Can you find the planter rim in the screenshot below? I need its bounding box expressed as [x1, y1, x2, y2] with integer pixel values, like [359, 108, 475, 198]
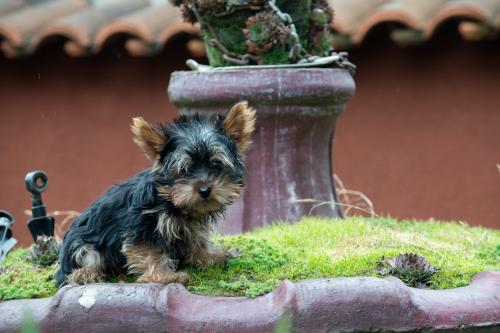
[168, 67, 356, 109]
[185, 54, 356, 72]
[171, 66, 354, 76]
[1, 271, 499, 332]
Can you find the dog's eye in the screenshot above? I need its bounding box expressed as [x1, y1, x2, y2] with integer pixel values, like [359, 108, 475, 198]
[210, 160, 223, 169]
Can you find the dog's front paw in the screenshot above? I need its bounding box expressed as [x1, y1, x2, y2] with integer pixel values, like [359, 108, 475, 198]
[67, 267, 104, 285]
[219, 247, 241, 262]
[137, 271, 189, 285]
[203, 247, 240, 268]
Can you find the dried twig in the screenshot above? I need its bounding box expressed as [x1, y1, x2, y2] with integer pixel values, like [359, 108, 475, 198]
[294, 174, 376, 217]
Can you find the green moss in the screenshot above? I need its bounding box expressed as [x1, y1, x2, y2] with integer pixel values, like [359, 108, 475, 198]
[0, 249, 57, 300]
[186, 217, 500, 296]
[312, 30, 334, 56]
[202, 10, 251, 67]
[2, 217, 499, 300]
[311, 8, 328, 27]
[259, 46, 290, 65]
[278, 0, 311, 48]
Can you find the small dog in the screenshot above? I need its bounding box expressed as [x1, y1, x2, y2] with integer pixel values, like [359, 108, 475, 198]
[55, 101, 256, 287]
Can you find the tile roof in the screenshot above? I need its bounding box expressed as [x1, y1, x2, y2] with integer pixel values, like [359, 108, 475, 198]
[0, 0, 498, 58]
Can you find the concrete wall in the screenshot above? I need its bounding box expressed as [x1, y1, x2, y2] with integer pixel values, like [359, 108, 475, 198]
[1, 32, 498, 246]
[335, 26, 500, 231]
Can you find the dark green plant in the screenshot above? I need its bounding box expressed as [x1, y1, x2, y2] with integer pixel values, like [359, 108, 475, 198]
[377, 253, 439, 288]
[29, 236, 59, 267]
[170, 0, 336, 66]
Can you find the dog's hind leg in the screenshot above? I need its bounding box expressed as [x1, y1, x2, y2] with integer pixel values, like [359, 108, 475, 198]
[122, 243, 189, 284]
[67, 244, 105, 285]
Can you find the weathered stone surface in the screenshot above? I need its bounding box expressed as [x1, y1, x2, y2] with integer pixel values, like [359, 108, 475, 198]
[0, 272, 499, 332]
[168, 68, 356, 234]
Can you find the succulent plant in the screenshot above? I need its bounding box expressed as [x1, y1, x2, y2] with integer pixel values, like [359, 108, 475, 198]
[29, 236, 59, 267]
[243, 10, 290, 64]
[170, 0, 337, 66]
[377, 253, 439, 288]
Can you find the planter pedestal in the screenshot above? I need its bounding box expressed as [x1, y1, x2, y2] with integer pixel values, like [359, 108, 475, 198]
[168, 68, 355, 233]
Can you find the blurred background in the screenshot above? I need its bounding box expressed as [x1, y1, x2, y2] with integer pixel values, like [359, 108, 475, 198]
[0, 0, 499, 246]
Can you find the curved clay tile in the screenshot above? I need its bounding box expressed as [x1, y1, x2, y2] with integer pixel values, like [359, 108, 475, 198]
[328, 0, 390, 49]
[349, 0, 450, 45]
[329, 0, 390, 35]
[0, 0, 26, 17]
[95, 3, 197, 56]
[0, 0, 88, 57]
[31, 0, 150, 57]
[157, 21, 199, 49]
[426, 0, 500, 37]
[458, 21, 497, 40]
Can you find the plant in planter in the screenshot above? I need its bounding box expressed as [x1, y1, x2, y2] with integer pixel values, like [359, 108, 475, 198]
[168, 0, 356, 234]
[171, 0, 340, 67]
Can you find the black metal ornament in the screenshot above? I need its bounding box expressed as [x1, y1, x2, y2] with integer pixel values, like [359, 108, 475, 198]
[25, 171, 55, 242]
[0, 210, 17, 263]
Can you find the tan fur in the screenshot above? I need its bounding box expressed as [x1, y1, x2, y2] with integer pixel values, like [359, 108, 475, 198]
[170, 182, 197, 209]
[223, 101, 256, 154]
[67, 267, 104, 285]
[155, 212, 215, 249]
[122, 243, 189, 284]
[131, 117, 166, 163]
[156, 185, 173, 201]
[158, 178, 242, 215]
[211, 178, 243, 206]
[156, 212, 182, 240]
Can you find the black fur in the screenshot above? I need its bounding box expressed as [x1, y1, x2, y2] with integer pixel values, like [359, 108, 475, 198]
[55, 113, 246, 287]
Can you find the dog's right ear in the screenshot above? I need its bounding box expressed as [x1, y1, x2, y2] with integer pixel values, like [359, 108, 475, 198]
[220, 101, 256, 155]
[131, 117, 167, 162]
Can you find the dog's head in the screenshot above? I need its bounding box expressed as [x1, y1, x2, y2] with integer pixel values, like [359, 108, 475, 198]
[131, 101, 256, 216]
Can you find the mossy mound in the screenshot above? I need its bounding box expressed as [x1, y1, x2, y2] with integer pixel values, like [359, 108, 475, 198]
[1, 217, 499, 300]
[0, 249, 58, 300]
[188, 217, 500, 297]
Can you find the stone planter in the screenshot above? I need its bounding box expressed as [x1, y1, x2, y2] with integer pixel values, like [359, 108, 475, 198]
[1, 272, 499, 332]
[168, 68, 355, 234]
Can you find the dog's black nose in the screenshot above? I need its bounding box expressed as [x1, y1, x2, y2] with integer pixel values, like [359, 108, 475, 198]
[199, 186, 211, 199]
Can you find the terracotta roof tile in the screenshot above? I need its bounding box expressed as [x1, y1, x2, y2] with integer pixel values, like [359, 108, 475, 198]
[32, 0, 151, 56]
[0, 0, 26, 17]
[330, 0, 500, 47]
[93, 3, 197, 56]
[0, 0, 88, 57]
[0, 0, 498, 58]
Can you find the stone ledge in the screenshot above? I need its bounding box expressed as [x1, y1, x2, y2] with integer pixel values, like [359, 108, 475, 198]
[1, 271, 499, 332]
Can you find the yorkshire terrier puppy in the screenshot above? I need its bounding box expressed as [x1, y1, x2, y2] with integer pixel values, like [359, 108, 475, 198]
[55, 102, 256, 287]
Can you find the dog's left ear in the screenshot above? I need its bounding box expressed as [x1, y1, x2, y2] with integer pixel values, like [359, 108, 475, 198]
[220, 101, 256, 155]
[131, 117, 167, 162]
